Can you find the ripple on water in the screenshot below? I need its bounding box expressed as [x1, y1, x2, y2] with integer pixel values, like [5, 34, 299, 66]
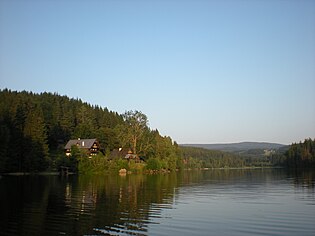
[1, 170, 314, 236]
[146, 174, 315, 236]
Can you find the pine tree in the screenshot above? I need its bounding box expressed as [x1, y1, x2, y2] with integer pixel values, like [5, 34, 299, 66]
[23, 105, 49, 171]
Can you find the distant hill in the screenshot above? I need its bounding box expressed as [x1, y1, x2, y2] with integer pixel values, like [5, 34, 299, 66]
[181, 142, 286, 153]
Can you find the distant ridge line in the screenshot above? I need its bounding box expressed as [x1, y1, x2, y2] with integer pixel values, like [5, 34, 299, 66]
[180, 142, 286, 152]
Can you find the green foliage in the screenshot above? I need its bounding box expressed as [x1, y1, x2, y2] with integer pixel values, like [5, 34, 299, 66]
[146, 157, 162, 171]
[0, 123, 10, 172]
[180, 139, 315, 169]
[118, 110, 149, 154]
[78, 154, 109, 174]
[284, 138, 315, 168]
[77, 154, 146, 174]
[111, 158, 129, 171]
[128, 160, 146, 173]
[181, 146, 247, 168]
[0, 90, 182, 173]
[96, 127, 120, 151]
[268, 138, 315, 168]
[2, 90, 313, 174]
[55, 154, 76, 172]
[23, 105, 49, 171]
[0, 89, 123, 173]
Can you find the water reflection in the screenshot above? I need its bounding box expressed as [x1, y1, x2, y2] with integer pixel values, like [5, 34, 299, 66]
[287, 169, 315, 189]
[72, 174, 181, 235]
[0, 169, 314, 235]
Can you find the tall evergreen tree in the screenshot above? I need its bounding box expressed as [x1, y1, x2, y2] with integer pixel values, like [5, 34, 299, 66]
[0, 89, 184, 172]
[23, 105, 49, 171]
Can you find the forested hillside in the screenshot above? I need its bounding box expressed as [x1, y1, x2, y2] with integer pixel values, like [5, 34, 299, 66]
[181, 139, 315, 169]
[1, 89, 313, 173]
[180, 146, 273, 168]
[271, 138, 315, 168]
[0, 89, 180, 173]
[181, 142, 286, 157]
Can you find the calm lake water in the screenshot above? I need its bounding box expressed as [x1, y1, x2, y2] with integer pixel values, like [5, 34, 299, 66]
[0, 169, 314, 236]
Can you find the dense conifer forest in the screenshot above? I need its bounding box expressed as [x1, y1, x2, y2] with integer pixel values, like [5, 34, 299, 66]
[271, 138, 315, 168]
[0, 89, 313, 173]
[0, 89, 180, 173]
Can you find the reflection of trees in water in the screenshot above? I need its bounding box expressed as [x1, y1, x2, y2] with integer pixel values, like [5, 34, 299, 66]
[180, 169, 282, 185]
[178, 169, 315, 201]
[288, 169, 315, 190]
[1, 169, 314, 235]
[63, 169, 315, 235]
[69, 173, 181, 235]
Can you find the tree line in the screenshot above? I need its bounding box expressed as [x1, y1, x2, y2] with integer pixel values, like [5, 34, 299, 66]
[0, 89, 313, 173]
[0, 89, 180, 173]
[270, 138, 315, 168]
[179, 146, 273, 168]
[180, 139, 315, 169]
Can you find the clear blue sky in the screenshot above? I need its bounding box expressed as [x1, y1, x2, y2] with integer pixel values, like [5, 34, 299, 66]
[1, 0, 314, 145]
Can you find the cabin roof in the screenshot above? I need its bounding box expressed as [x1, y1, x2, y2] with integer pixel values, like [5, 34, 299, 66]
[110, 148, 128, 158]
[110, 148, 134, 158]
[65, 139, 97, 149]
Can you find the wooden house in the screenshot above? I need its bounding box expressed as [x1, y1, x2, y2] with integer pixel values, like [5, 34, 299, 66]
[124, 150, 139, 161]
[65, 138, 100, 157]
[110, 148, 140, 162]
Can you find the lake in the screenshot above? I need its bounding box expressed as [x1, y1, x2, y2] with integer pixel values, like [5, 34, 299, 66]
[0, 169, 314, 235]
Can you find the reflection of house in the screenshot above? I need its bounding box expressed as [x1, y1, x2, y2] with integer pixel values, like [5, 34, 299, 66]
[65, 138, 100, 157]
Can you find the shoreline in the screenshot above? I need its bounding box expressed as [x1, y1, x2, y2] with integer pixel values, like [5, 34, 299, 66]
[1, 172, 75, 176]
[1, 167, 285, 176]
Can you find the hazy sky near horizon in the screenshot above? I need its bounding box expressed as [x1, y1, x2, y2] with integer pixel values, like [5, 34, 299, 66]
[1, 0, 314, 145]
